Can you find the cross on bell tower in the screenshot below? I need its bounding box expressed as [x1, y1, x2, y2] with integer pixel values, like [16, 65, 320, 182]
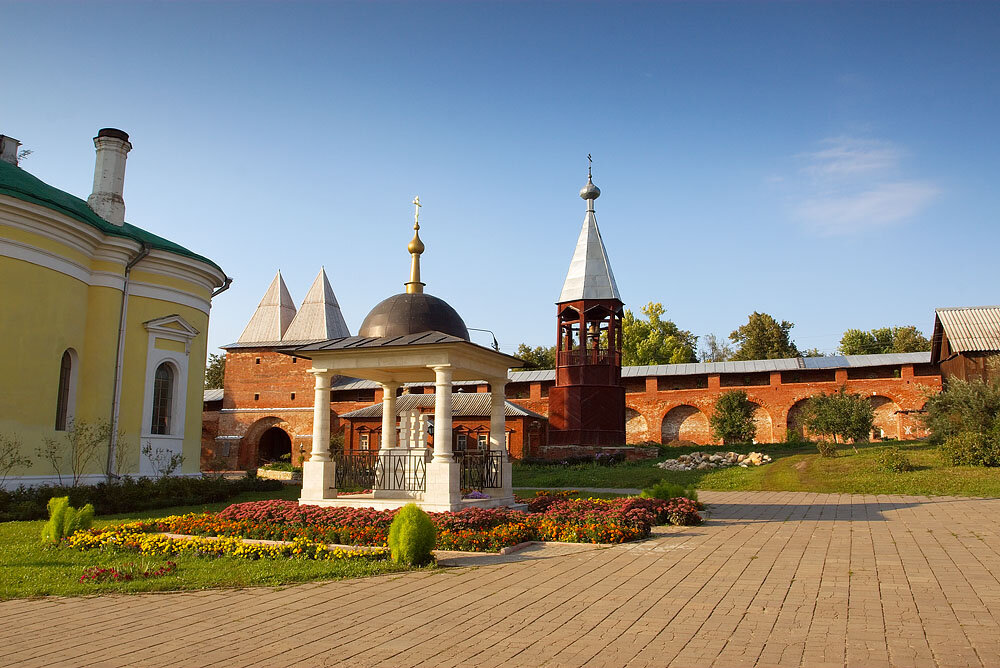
[547, 160, 626, 447]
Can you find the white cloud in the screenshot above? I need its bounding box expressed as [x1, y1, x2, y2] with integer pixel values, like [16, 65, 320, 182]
[800, 137, 901, 178]
[794, 181, 941, 234]
[785, 136, 939, 234]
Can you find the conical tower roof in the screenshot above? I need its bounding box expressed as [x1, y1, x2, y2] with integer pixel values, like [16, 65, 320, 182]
[237, 271, 297, 343]
[558, 173, 621, 302]
[283, 268, 351, 341]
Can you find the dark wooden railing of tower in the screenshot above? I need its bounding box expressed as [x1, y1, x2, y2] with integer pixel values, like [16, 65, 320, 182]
[547, 298, 627, 447]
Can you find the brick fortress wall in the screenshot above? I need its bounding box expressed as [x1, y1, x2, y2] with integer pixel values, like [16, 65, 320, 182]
[203, 355, 943, 468]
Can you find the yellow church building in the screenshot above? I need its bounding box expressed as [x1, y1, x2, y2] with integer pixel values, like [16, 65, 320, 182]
[0, 128, 229, 487]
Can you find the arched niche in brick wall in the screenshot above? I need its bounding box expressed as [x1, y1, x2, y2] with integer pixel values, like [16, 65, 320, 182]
[786, 399, 811, 441]
[869, 396, 901, 440]
[748, 402, 773, 443]
[661, 405, 711, 445]
[625, 407, 648, 443]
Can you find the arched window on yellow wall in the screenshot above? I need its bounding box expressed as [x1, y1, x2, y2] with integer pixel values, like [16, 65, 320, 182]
[151, 362, 175, 435]
[55, 349, 75, 431]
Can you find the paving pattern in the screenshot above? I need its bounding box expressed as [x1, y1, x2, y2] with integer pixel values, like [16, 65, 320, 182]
[4, 491, 1000, 667]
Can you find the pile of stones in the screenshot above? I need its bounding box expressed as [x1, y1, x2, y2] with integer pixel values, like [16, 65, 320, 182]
[656, 451, 772, 471]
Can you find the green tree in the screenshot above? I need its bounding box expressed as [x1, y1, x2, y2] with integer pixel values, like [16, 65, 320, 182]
[622, 302, 697, 366]
[839, 326, 931, 355]
[205, 353, 226, 389]
[709, 390, 757, 444]
[699, 334, 733, 363]
[514, 344, 556, 370]
[804, 387, 875, 446]
[729, 312, 799, 361]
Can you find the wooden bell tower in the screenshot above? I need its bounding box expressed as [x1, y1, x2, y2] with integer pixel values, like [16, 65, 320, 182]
[547, 164, 626, 446]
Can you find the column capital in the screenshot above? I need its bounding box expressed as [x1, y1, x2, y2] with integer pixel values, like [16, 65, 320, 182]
[379, 380, 402, 391]
[429, 364, 452, 373]
[489, 376, 509, 388]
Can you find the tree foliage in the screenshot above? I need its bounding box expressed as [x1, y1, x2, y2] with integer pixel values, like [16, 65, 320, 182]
[804, 387, 874, 445]
[839, 326, 931, 355]
[514, 344, 556, 370]
[699, 334, 733, 363]
[709, 390, 757, 444]
[205, 353, 226, 389]
[729, 312, 799, 361]
[622, 302, 697, 366]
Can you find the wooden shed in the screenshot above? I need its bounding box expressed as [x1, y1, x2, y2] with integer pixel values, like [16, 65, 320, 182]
[930, 306, 1000, 383]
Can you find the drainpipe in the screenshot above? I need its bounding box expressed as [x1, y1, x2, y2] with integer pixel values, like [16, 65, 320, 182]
[107, 242, 150, 479]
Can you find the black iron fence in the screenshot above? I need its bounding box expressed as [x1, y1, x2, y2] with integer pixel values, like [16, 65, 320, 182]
[456, 451, 503, 490]
[333, 452, 378, 490]
[375, 451, 427, 492]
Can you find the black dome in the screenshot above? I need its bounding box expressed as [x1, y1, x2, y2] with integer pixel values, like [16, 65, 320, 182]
[358, 293, 469, 341]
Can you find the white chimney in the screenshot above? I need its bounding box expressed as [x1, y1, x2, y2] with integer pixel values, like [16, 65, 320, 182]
[87, 128, 132, 226]
[0, 135, 20, 166]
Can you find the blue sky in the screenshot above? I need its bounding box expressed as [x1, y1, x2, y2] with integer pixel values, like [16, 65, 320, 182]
[6, 2, 999, 357]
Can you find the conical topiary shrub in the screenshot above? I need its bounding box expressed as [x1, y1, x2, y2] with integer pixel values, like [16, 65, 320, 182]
[387, 503, 436, 566]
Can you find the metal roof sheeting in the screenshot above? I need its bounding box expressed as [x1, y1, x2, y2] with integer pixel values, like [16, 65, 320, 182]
[558, 208, 621, 302]
[340, 393, 546, 419]
[936, 306, 1000, 354]
[203, 388, 224, 402]
[237, 272, 297, 343]
[282, 269, 351, 341]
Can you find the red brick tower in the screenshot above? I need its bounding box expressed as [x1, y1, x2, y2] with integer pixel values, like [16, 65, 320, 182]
[547, 165, 626, 446]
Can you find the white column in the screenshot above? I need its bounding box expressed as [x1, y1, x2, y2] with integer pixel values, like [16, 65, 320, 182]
[432, 365, 453, 461]
[310, 370, 334, 461]
[380, 382, 400, 449]
[489, 378, 507, 453]
[301, 369, 337, 502]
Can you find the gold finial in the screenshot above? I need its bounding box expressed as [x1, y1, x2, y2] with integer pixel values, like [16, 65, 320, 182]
[406, 195, 425, 294]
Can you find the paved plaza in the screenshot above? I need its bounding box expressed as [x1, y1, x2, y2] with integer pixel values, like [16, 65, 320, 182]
[4, 491, 1000, 667]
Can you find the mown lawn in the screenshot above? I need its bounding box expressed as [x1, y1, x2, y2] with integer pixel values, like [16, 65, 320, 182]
[513, 441, 1000, 498]
[0, 485, 414, 599]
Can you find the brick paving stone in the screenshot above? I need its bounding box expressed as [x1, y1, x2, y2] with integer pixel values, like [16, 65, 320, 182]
[5, 491, 1000, 667]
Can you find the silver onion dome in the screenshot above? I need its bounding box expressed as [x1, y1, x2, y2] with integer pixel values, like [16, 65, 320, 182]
[579, 175, 601, 200]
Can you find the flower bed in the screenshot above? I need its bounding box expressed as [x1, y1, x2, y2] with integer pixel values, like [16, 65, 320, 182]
[68, 522, 389, 561]
[66, 496, 701, 559]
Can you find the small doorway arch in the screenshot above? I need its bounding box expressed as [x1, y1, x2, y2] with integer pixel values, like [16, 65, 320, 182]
[258, 427, 292, 465]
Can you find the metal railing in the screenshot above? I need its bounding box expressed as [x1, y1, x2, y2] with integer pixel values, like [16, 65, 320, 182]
[334, 452, 378, 490]
[557, 347, 618, 366]
[456, 451, 503, 490]
[375, 451, 427, 492]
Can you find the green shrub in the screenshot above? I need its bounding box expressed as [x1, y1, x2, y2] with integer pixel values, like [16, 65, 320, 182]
[922, 379, 1000, 444]
[41, 496, 94, 545]
[387, 503, 436, 566]
[709, 390, 757, 444]
[816, 441, 838, 458]
[873, 446, 914, 473]
[939, 429, 1000, 467]
[0, 475, 283, 522]
[640, 480, 698, 503]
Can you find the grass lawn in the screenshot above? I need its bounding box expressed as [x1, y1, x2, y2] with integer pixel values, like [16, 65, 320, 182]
[513, 441, 1000, 498]
[0, 484, 414, 599]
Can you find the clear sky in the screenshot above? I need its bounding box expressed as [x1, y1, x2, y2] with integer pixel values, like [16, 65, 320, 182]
[6, 2, 999, 358]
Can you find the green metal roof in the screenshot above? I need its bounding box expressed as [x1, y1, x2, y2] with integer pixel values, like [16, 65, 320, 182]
[0, 159, 224, 274]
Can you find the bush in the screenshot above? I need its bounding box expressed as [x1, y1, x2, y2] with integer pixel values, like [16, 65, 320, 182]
[41, 496, 94, 545]
[873, 446, 914, 473]
[922, 379, 1000, 444]
[710, 390, 757, 444]
[0, 475, 283, 522]
[387, 503, 436, 566]
[939, 429, 1000, 467]
[815, 441, 838, 458]
[640, 480, 698, 504]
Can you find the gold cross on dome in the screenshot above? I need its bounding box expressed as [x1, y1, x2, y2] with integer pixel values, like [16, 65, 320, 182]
[412, 196, 421, 228]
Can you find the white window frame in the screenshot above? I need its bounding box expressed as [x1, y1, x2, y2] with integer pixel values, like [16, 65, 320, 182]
[139, 315, 199, 477]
